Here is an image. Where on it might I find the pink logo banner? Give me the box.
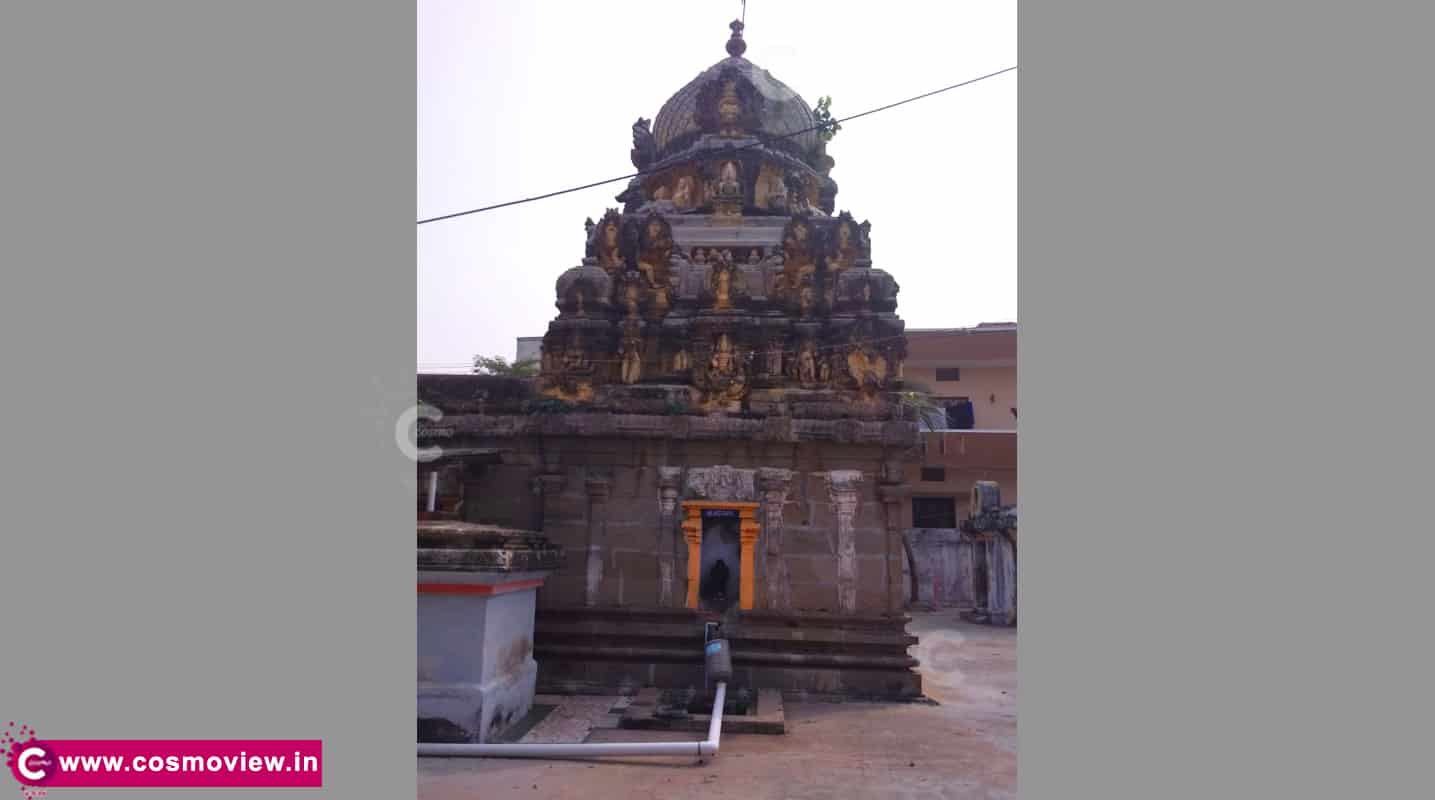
[6,738,322,790]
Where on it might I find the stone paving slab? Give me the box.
[515,695,622,744]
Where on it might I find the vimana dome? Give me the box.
[541,19,908,414]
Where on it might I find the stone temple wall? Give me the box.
[458,433,903,616]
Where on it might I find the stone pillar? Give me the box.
[680,507,703,609]
[826,470,863,614]
[531,473,566,533]
[757,467,793,610]
[417,521,563,744]
[583,477,610,607]
[738,507,760,611]
[656,467,683,607]
[877,460,905,613]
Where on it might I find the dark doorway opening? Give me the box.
[912,496,957,528]
[972,545,990,609]
[699,509,741,612]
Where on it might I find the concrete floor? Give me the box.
[418,610,1016,799]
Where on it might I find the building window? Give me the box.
[920,467,946,482]
[945,399,975,430]
[912,497,957,528]
[935,367,961,382]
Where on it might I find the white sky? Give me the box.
[418,0,1016,371]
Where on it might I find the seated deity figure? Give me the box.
[673,175,695,209]
[562,333,589,371]
[717,161,741,198]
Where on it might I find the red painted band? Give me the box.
[417,578,544,596]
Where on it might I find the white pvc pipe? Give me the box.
[417,682,726,760]
[426,471,438,513]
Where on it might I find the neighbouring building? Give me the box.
[515,336,543,365]
[418,21,926,700]
[905,322,1016,431]
[896,325,1017,623]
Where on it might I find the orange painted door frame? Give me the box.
[679,500,761,610]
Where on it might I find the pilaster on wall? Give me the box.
[826,470,863,614]
[738,508,760,611]
[757,468,793,610]
[656,467,683,607]
[877,458,907,613]
[583,477,611,607]
[680,511,702,609]
[532,474,566,533]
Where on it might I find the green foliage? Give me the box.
[472,354,539,377]
[813,95,842,142]
[897,381,946,431]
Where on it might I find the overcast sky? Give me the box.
[418,0,1016,371]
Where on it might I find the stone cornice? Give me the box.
[416,521,564,574]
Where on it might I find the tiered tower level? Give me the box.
[540,21,906,416]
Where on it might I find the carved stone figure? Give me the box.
[562,332,589,371]
[673,175,695,210]
[620,335,643,385]
[846,338,890,393]
[717,81,742,131]
[630,117,656,169]
[717,161,741,199]
[781,218,816,294]
[693,333,748,407]
[798,280,816,317]
[710,333,736,376]
[784,171,810,214]
[709,251,738,310]
[797,339,818,386]
[590,211,623,272]
[637,215,673,287]
[829,220,858,272]
[541,328,597,403]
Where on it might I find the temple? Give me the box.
[418,21,925,700]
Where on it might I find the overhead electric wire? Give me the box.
[416,65,1017,226]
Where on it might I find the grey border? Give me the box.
[1023,1,1431,797]
[1,2,414,798]
[5,0,1433,797]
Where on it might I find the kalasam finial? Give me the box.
[726,19,747,57]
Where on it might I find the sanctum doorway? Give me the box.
[679,501,759,611]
